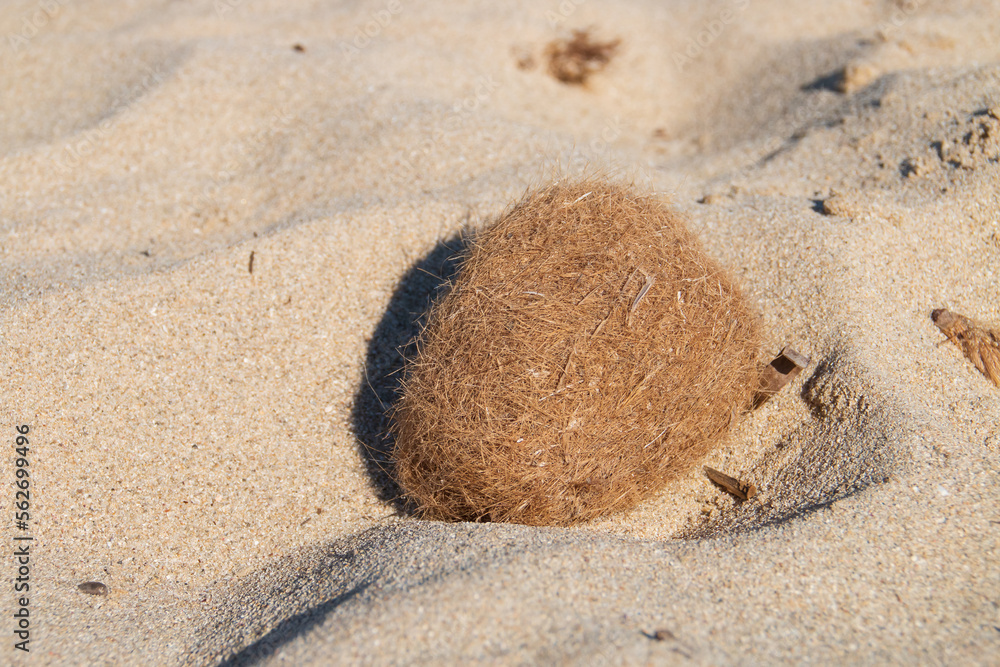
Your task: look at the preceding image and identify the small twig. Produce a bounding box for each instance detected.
[589,309,613,339]
[248,250,255,274]
[642,423,676,449]
[751,346,811,409]
[556,346,577,391]
[704,466,757,500]
[627,274,655,327]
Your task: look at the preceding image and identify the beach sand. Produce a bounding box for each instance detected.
[1,0,998,663]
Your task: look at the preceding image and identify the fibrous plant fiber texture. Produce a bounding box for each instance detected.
[392,181,762,525]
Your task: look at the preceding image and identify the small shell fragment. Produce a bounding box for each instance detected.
[78,581,108,596]
[932,309,1000,387]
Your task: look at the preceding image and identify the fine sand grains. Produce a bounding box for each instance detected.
[392,180,762,525]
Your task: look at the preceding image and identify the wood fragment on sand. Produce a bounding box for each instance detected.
[932,308,1000,387]
[751,346,811,409]
[704,466,757,501]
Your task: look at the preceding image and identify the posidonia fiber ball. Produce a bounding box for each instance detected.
[391,180,762,525]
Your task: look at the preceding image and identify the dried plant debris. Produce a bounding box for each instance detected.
[392,179,762,526]
[932,308,1000,386]
[546,29,620,85]
[511,44,536,70]
[703,466,757,501]
[752,347,811,409]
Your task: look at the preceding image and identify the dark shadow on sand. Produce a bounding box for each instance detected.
[217,581,371,666]
[801,69,844,93]
[350,234,469,510]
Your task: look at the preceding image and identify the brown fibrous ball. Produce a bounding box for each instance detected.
[391,180,762,525]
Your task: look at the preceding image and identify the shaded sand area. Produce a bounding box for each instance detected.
[1,0,998,663]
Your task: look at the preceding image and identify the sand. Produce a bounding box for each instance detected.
[1,0,998,664]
